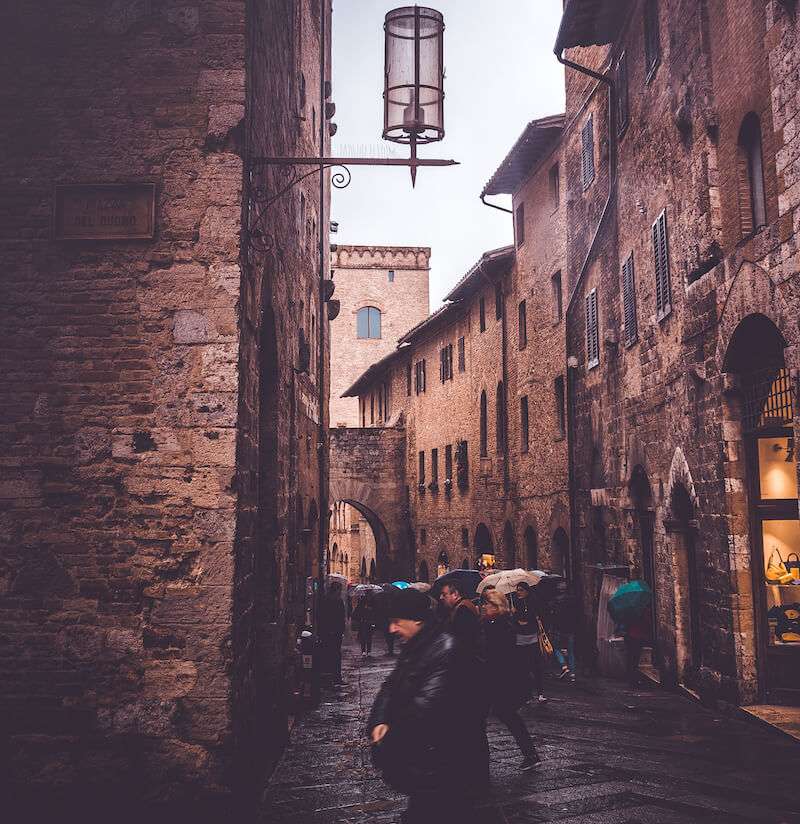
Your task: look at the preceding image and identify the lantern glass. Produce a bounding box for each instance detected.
[384,6,445,144]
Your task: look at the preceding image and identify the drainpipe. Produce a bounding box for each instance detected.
[480,193,513,215]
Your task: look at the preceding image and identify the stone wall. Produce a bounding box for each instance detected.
[0,0,329,811]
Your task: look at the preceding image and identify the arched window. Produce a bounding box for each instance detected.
[738,113,767,237]
[496,381,505,451]
[356,306,382,339]
[479,390,488,457]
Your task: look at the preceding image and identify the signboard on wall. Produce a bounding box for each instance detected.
[53,183,155,240]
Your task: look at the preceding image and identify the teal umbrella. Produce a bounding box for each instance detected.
[608,580,652,622]
[391,580,411,589]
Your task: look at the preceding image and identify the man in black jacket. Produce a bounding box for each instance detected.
[368,589,488,823]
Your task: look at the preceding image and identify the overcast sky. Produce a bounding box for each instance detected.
[331,1,566,309]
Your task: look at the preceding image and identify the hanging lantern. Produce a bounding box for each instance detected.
[384,6,445,183]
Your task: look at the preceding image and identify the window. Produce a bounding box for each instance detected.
[515,202,525,246]
[652,210,672,320]
[378,387,383,421]
[370,393,375,424]
[496,381,505,452]
[415,359,426,394]
[622,253,638,345]
[420,528,427,545]
[479,391,488,456]
[581,115,595,190]
[388,269,395,282]
[495,284,503,320]
[431,448,439,488]
[552,271,563,323]
[520,396,529,453]
[456,440,469,490]
[356,306,381,339]
[518,300,527,349]
[586,288,600,369]
[406,360,412,396]
[479,296,486,332]
[418,451,425,486]
[457,336,466,372]
[644,0,660,77]
[555,375,566,438]
[549,163,560,210]
[738,113,767,236]
[445,444,453,489]
[439,343,453,382]
[461,527,469,547]
[617,51,629,135]
[360,397,365,427]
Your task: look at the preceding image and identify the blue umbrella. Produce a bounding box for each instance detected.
[391,580,411,589]
[608,580,652,622]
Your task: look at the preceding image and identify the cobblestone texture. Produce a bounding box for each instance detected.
[263,633,800,824]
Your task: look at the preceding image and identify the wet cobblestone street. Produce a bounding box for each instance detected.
[262,633,800,823]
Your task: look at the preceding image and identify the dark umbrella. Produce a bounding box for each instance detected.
[430,569,483,599]
[608,579,652,622]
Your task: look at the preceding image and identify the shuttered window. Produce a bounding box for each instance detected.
[581,115,595,190]
[586,288,600,369]
[515,203,525,247]
[622,253,638,345]
[652,210,672,320]
[457,336,466,372]
[617,51,629,135]
[415,359,427,394]
[439,344,453,382]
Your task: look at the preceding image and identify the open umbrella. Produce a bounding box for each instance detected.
[430,569,483,599]
[476,568,545,596]
[391,580,411,589]
[353,583,382,598]
[608,579,652,622]
[408,582,431,592]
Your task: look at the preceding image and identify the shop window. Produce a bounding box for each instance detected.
[758,437,798,500]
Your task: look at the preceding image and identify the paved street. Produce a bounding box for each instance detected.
[262,632,800,824]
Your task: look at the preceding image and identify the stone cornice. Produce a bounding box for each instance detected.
[332,245,431,270]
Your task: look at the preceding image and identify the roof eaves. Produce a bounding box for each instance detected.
[554,0,631,53]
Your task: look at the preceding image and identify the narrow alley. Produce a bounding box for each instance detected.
[263,632,800,824]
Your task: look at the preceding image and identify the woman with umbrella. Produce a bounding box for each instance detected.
[608,579,652,687]
[511,581,548,703]
[479,589,541,771]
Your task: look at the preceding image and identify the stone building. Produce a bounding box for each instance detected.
[556,0,800,706]
[328,245,429,581]
[1,0,331,812]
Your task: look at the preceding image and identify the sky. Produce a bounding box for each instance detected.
[331,1,566,309]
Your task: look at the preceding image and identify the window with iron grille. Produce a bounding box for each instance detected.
[515,203,525,247]
[520,396,529,453]
[581,115,595,190]
[644,0,660,77]
[479,296,486,332]
[617,51,629,135]
[456,440,469,490]
[742,365,795,433]
[586,288,600,369]
[457,335,466,371]
[518,300,527,349]
[652,210,672,320]
[622,253,638,345]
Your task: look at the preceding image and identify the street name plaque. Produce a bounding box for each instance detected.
[54,183,155,240]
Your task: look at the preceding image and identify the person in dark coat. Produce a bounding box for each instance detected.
[440,579,480,651]
[368,588,489,824]
[510,581,547,702]
[352,591,377,656]
[479,589,541,771]
[319,580,346,685]
[549,580,578,682]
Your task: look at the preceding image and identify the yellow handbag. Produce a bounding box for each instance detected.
[766,548,793,584]
[537,618,554,656]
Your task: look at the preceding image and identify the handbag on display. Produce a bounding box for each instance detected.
[773,603,800,643]
[785,552,800,582]
[765,548,793,584]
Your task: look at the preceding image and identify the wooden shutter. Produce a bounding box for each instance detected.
[586,288,599,368]
[581,115,595,189]
[653,211,671,319]
[622,253,638,345]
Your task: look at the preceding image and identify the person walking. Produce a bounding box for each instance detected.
[550,580,578,682]
[352,591,377,657]
[622,611,650,687]
[368,588,489,823]
[319,580,346,686]
[479,589,541,771]
[439,579,480,651]
[510,581,547,703]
